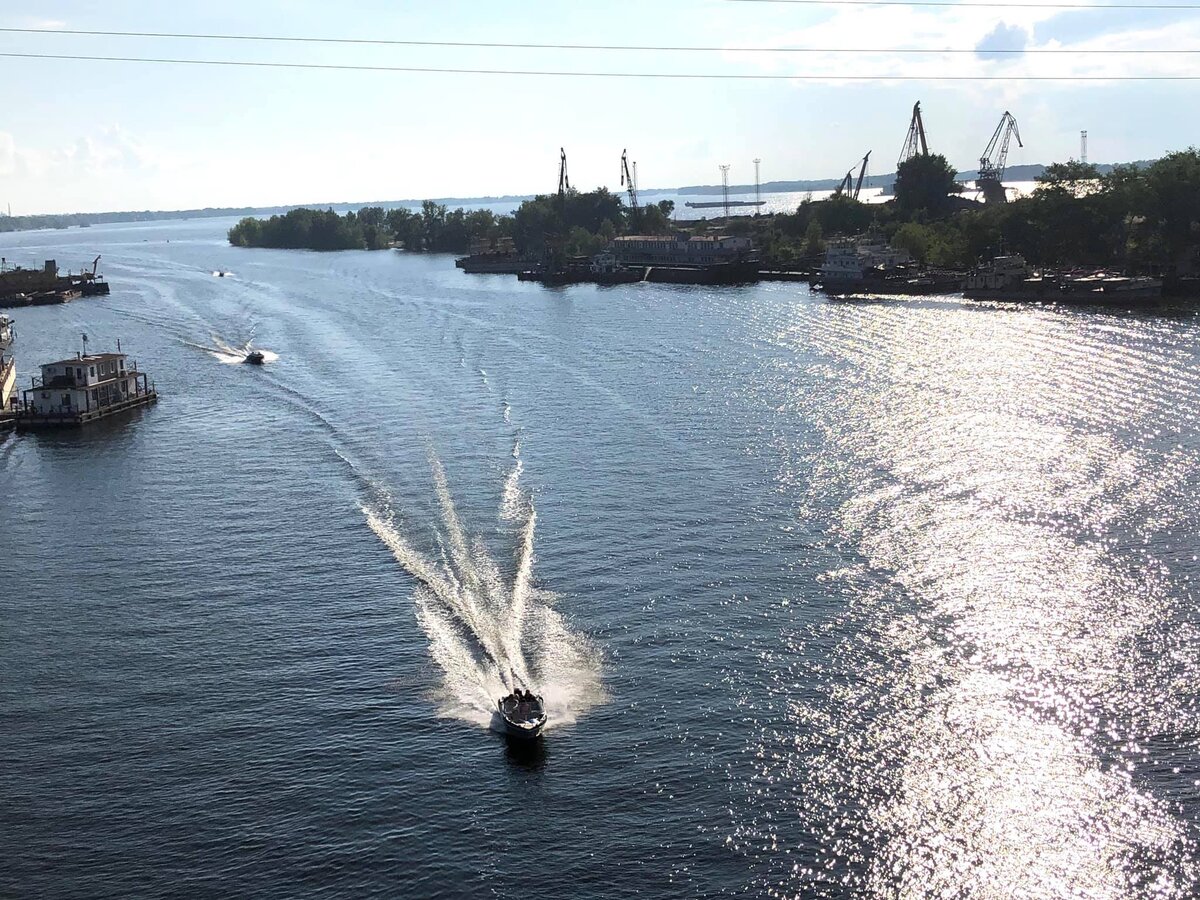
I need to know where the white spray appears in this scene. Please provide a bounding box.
[363,446,604,731]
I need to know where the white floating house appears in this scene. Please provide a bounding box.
[19,350,156,427]
[1,347,14,413]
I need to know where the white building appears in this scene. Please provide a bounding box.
[0,316,14,412]
[21,352,154,421]
[1,348,13,412]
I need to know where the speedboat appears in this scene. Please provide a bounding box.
[497,691,547,740]
[244,350,265,365]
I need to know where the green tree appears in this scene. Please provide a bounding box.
[802,220,825,257]
[1143,149,1200,266]
[893,154,961,217]
[891,222,930,263]
[1034,160,1101,198]
[815,195,874,235]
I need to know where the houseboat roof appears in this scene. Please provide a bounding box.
[42,350,127,367]
[41,352,127,368]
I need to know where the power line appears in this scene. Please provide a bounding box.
[0,26,1196,53]
[720,0,1200,7]
[1,51,1194,79]
[0,26,1195,53]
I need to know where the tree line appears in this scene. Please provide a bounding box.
[227,192,677,255]
[754,148,1200,273]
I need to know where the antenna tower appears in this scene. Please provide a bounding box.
[753,158,761,207]
[1081,131,1088,164]
[719,164,731,219]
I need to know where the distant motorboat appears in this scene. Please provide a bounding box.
[244,350,265,365]
[498,691,547,740]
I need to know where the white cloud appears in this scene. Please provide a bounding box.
[60,126,159,175]
[723,5,1200,86]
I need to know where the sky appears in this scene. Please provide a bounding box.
[0,0,1197,214]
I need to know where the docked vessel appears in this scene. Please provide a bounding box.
[684,200,766,209]
[965,255,1164,304]
[611,233,761,284]
[456,237,530,275]
[520,252,647,286]
[498,691,547,740]
[963,254,1058,301]
[457,252,529,275]
[1058,273,1162,303]
[1,256,109,308]
[815,232,912,293]
[588,251,645,284]
[16,350,157,429]
[1,319,14,414]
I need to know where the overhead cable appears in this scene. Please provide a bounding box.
[0,26,1196,53]
[0,51,1195,79]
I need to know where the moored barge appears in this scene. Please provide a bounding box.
[16,350,157,429]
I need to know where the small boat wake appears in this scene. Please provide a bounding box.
[362,446,604,733]
[184,335,278,365]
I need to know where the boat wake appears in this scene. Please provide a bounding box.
[362,446,605,732]
[184,335,278,365]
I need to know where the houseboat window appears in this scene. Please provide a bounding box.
[119,359,124,370]
[61,394,71,407]
[90,366,95,377]
[92,390,98,403]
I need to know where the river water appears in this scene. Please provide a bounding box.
[2,219,1199,899]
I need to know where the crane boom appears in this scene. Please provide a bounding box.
[852,151,871,200]
[558,147,570,213]
[621,149,640,228]
[976,112,1023,203]
[833,170,853,198]
[898,102,929,167]
[979,111,1022,180]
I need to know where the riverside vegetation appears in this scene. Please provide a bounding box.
[755,149,1200,273]
[226,148,1200,275]
[227,194,677,256]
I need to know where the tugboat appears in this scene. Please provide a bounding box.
[497,689,547,740]
[244,350,265,365]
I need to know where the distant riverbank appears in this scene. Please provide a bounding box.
[2,160,1153,234]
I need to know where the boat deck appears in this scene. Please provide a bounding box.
[16,391,158,429]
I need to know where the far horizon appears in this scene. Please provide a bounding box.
[0,158,1146,221]
[2,2,1198,215]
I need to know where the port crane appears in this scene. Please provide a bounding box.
[621,149,640,228]
[543,148,572,268]
[898,101,929,168]
[976,111,1023,204]
[834,152,872,201]
[557,147,570,214]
